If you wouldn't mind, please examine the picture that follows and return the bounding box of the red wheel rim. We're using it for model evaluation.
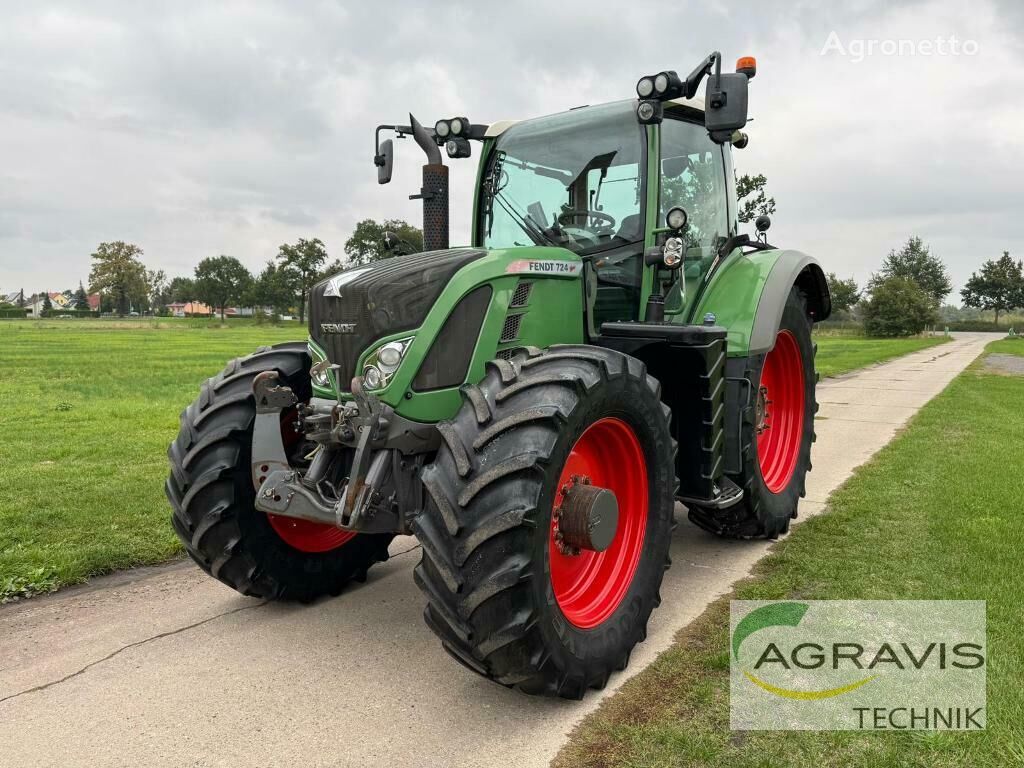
[549,417,648,629]
[266,409,356,553]
[756,330,805,494]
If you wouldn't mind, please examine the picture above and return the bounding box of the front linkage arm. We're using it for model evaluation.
[252,373,437,536]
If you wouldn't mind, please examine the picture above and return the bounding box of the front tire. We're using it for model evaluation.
[166,343,393,601]
[412,346,676,698]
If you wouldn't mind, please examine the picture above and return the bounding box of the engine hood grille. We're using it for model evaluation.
[308,248,485,389]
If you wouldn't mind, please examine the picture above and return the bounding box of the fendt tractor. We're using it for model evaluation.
[167,52,831,699]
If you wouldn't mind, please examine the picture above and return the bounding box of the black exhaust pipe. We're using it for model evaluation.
[409,114,449,251]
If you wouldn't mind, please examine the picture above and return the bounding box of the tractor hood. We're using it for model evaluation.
[308,247,486,387]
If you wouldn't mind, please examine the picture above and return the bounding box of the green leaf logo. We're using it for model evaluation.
[732,602,809,660]
[733,602,876,700]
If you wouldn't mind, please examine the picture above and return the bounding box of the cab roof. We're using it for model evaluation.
[483,96,705,138]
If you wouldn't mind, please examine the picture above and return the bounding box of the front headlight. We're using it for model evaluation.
[361,337,413,390]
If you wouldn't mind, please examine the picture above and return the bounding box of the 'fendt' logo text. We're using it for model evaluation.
[320,323,357,334]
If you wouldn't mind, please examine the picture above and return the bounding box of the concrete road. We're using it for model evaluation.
[0,333,993,768]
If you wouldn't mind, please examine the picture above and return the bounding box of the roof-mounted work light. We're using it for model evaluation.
[434,117,471,142]
[635,71,684,101]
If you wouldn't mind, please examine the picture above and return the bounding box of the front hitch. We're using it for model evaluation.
[252,373,419,535]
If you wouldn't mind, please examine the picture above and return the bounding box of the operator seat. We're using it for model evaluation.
[615,214,641,243]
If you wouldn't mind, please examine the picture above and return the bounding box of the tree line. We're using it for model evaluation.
[5,173,775,320]
[0,219,423,321]
[826,237,1024,336]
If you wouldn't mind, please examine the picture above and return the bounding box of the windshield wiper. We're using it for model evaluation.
[492,190,563,249]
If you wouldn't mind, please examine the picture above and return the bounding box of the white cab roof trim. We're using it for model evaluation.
[482,96,706,138]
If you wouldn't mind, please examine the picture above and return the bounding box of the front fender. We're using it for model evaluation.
[693,249,831,356]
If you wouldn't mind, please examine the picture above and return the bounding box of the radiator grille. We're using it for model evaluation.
[510,281,533,308]
[500,313,523,343]
[308,248,484,388]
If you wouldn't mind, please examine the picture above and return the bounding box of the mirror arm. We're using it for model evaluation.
[374,123,412,164]
[684,51,721,98]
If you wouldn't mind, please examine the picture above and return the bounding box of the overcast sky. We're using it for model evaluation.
[1,0,1021,300]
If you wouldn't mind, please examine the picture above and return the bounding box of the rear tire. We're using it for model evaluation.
[166,343,393,601]
[412,345,676,698]
[689,287,816,539]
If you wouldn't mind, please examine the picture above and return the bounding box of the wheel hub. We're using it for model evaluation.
[756,385,773,435]
[552,475,619,556]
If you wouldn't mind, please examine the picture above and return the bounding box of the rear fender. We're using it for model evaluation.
[694,249,831,356]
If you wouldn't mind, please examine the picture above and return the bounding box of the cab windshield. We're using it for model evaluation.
[480,101,645,256]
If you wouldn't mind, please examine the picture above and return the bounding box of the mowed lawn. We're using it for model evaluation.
[0,320,957,602]
[815,334,949,378]
[556,337,1024,768]
[0,319,305,601]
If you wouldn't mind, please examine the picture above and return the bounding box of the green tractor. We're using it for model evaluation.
[167,52,830,699]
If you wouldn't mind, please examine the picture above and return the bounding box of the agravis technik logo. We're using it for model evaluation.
[730,600,986,730]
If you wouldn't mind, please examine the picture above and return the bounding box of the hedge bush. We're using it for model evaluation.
[862,277,938,337]
[943,320,1018,332]
[0,308,28,319]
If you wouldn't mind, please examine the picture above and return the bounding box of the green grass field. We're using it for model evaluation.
[0,320,960,603]
[0,319,304,601]
[556,336,1024,768]
[815,335,949,378]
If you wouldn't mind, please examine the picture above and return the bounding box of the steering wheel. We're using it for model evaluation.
[557,209,617,231]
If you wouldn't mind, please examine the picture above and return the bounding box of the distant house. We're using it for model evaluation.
[23,292,77,316]
[167,301,213,317]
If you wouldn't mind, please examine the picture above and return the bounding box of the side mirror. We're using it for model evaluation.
[704,72,748,143]
[375,139,394,185]
[382,231,414,256]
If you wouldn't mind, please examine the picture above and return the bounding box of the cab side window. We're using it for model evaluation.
[659,116,728,260]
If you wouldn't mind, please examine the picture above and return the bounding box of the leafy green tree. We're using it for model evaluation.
[736,173,777,224]
[88,241,148,316]
[73,282,89,310]
[42,293,53,312]
[250,260,298,314]
[277,238,328,323]
[146,269,168,313]
[194,256,253,322]
[869,236,951,307]
[344,219,423,266]
[17,289,25,308]
[960,251,1023,327]
[168,277,196,303]
[318,258,345,281]
[826,273,860,314]
[863,277,938,337]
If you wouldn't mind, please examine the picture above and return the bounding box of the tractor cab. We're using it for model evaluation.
[473,97,737,332]
[374,52,756,338]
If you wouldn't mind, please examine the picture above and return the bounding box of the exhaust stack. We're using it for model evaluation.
[409,114,449,251]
